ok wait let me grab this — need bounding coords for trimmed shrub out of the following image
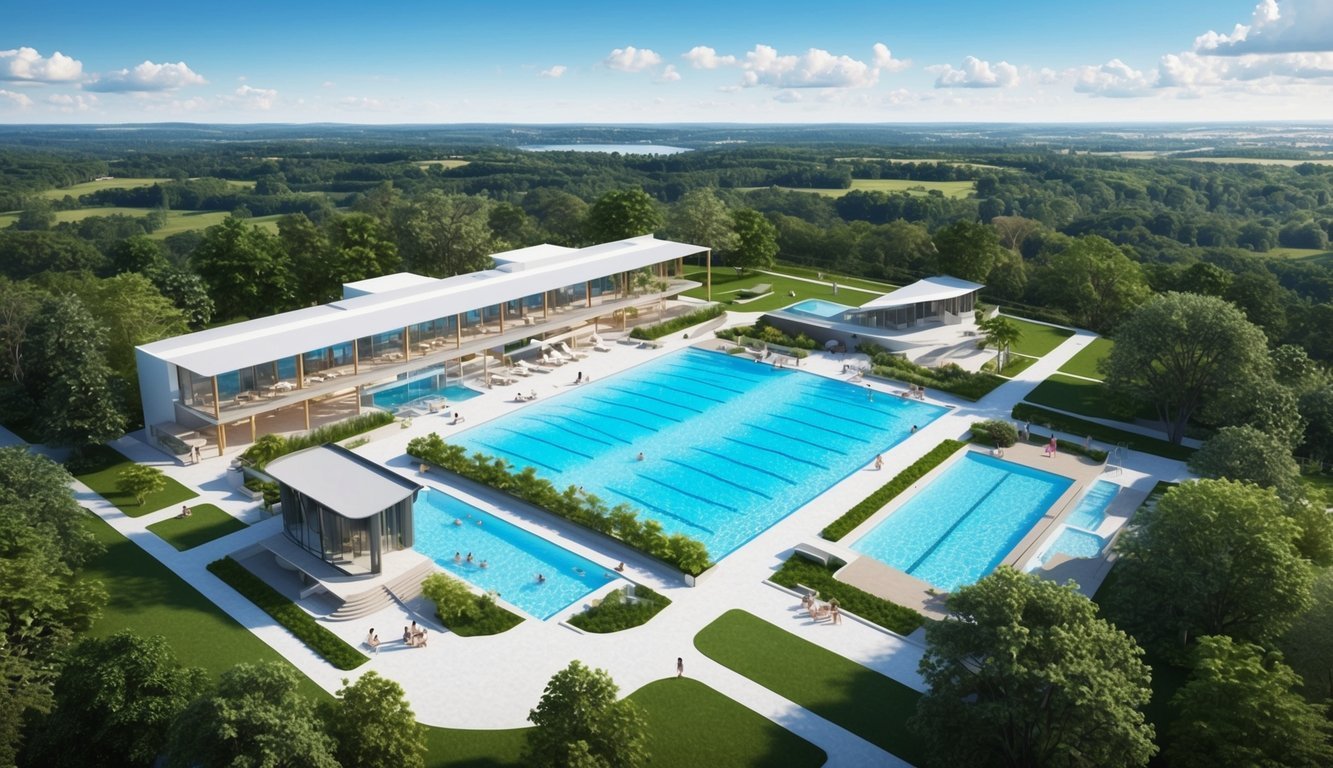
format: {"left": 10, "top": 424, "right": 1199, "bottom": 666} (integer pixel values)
{"left": 715, "top": 321, "right": 818, "bottom": 350}
{"left": 628, "top": 304, "right": 725, "bottom": 340}
{"left": 568, "top": 585, "right": 671, "bottom": 633}
{"left": 821, "top": 440, "right": 967, "bottom": 541}
{"left": 206, "top": 557, "right": 366, "bottom": 670}
{"left": 420, "top": 572, "right": 523, "bottom": 636}
{"left": 862, "top": 346, "right": 1005, "bottom": 401}
{"left": 771, "top": 556, "right": 924, "bottom": 636}
{"left": 239, "top": 411, "right": 394, "bottom": 469}
{"left": 408, "top": 433, "right": 713, "bottom": 575}
{"left": 972, "top": 419, "right": 1018, "bottom": 448}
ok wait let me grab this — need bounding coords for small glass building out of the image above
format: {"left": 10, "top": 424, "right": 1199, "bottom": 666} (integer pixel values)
{"left": 265, "top": 445, "right": 421, "bottom": 575}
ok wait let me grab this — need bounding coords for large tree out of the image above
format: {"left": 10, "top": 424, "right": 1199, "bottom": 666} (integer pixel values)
{"left": 26, "top": 632, "right": 208, "bottom": 768}
{"left": 522, "top": 188, "right": 588, "bottom": 246}
{"left": 931, "top": 220, "right": 1001, "bottom": 283}
{"left": 1103, "top": 292, "right": 1270, "bottom": 444}
{"left": 166, "top": 663, "right": 338, "bottom": 768}
{"left": 1168, "top": 636, "right": 1333, "bottom": 768}
{"left": 191, "top": 215, "right": 291, "bottom": 319}
{"left": 726, "top": 208, "right": 778, "bottom": 274}
{"left": 1032, "top": 235, "right": 1151, "bottom": 332}
{"left": 279, "top": 212, "right": 332, "bottom": 306}
{"left": 25, "top": 294, "right": 126, "bottom": 451}
{"left": 1107, "top": 479, "right": 1314, "bottom": 656}
{"left": 583, "top": 189, "right": 662, "bottom": 243}
{"left": 390, "top": 191, "right": 496, "bottom": 277}
{"left": 525, "top": 660, "right": 647, "bottom": 768}
{"left": 1188, "top": 425, "right": 1302, "bottom": 496}
{"left": 324, "top": 671, "right": 427, "bottom": 768}
{"left": 911, "top": 567, "right": 1155, "bottom": 768}
{"left": 667, "top": 188, "right": 737, "bottom": 254}
{"left": 1280, "top": 568, "right": 1333, "bottom": 703}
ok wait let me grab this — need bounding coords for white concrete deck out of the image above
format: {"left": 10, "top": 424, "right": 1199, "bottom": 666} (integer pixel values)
{"left": 43, "top": 320, "right": 1198, "bottom": 768}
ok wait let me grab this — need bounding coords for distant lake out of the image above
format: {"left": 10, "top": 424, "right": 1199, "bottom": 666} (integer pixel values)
{"left": 520, "top": 143, "right": 691, "bottom": 155}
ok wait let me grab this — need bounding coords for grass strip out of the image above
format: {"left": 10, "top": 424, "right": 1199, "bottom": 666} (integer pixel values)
{"left": 568, "top": 585, "right": 670, "bottom": 633}
{"left": 771, "top": 557, "right": 924, "bottom": 636}
{"left": 1012, "top": 402, "right": 1194, "bottom": 461}
{"left": 695, "top": 609, "right": 926, "bottom": 766}
{"left": 1003, "top": 316, "right": 1076, "bottom": 358}
{"left": 206, "top": 556, "right": 368, "bottom": 670}
{"left": 1057, "top": 337, "right": 1114, "bottom": 380}
{"left": 72, "top": 443, "right": 198, "bottom": 516}
{"left": 146, "top": 503, "right": 248, "bottom": 551}
{"left": 821, "top": 439, "right": 966, "bottom": 541}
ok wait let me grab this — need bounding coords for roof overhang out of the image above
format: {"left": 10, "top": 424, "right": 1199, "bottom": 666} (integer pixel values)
{"left": 850, "top": 275, "right": 984, "bottom": 312}
{"left": 265, "top": 445, "right": 421, "bottom": 519}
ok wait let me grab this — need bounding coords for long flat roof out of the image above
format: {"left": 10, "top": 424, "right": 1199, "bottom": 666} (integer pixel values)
{"left": 853, "top": 275, "right": 984, "bottom": 311}
{"left": 265, "top": 445, "right": 421, "bottom": 519}
{"left": 138, "top": 235, "right": 704, "bottom": 377}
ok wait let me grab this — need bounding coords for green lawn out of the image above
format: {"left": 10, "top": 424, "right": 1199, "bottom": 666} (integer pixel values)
{"left": 992, "top": 353, "right": 1038, "bottom": 378}
{"left": 680, "top": 269, "right": 880, "bottom": 312}
{"left": 1003, "top": 316, "right": 1075, "bottom": 358}
{"left": 38, "top": 177, "right": 170, "bottom": 199}
{"left": 770, "top": 263, "right": 900, "bottom": 293}
{"left": 740, "top": 178, "right": 976, "bottom": 199}
{"left": 0, "top": 207, "right": 285, "bottom": 236}
{"left": 1024, "top": 373, "right": 1155, "bottom": 422}
{"left": 73, "top": 444, "right": 198, "bottom": 516}
{"left": 1058, "top": 337, "right": 1115, "bottom": 380}
{"left": 1012, "top": 402, "right": 1195, "bottom": 461}
{"left": 695, "top": 609, "right": 926, "bottom": 766}
{"left": 146, "top": 503, "right": 249, "bottom": 551}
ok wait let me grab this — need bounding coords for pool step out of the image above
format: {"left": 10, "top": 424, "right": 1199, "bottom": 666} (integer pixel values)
{"left": 327, "top": 561, "right": 437, "bottom": 622}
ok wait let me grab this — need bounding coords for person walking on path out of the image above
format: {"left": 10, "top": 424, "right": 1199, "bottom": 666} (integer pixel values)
{"left": 676, "top": 657, "right": 684, "bottom": 678}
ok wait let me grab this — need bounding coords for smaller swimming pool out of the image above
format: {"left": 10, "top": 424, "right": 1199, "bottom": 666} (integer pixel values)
{"left": 1040, "top": 528, "right": 1107, "bottom": 565}
{"left": 1065, "top": 479, "right": 1120, "bottom": 531}
{"left": 369, "top": 368, "right": 482, "bottom": 411}
{"left": 785, "top": 299, "right": 857, "bottom": 319}
{"left": 413, "top": 489, "right": 615, "bottom": 619}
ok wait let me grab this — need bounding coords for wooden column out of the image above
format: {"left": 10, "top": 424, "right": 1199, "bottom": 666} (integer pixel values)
{"left": 249, "top": 415, "right": 256, "bottom": 444}
{"left": 210, "top": 376, "right": 221, "bottom": 420}
{"left": 705, "top": 248, "right": 712, "bottom": 302}
{"left": 217, "top": 421, "right": 227, "bottom": 454}
{"left": 296, "top": 355, "right": 304, "bottom": 388}
{"left": 456, "top": 315, "right": 463, "bottom": 348}
{"left": 403, "top": 326, "right": 411, "bottom": 358}
{"left": 585, "top": 281, "right": 592, "bottom": 308}
{"left": 543, "top": 292, "right": 549, "bottom": 320}
{"left": 303, "top": 399, "right": 311, "bottom": 430}
{"left": 498, "top": 304, "right": 504, "bottom": 334}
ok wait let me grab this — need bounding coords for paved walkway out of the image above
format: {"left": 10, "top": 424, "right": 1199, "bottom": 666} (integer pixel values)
{"left": 48, "top": 322, "right": 1192, "bottom": 768}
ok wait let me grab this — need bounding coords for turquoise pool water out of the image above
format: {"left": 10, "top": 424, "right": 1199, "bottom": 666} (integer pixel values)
{"left": 1064, "top": 479, "right": 1119, "bottom": 531}
{"left": 1040, "top": 528, "right": 1107, "bottom": 565}
{"left": 369, "top": 367, "right": 482, "bottom": 411}
{"left": 851, "top": 451, "right": 1073, "bottom": 591}
{"left": 786, "top": 299, "right": 856, "bottom": 319}
{"left": 413, "top": 489, "right": 614, "bottom": 619}
{"left": 452, "top": 348, "right": 946, "bottom": 558}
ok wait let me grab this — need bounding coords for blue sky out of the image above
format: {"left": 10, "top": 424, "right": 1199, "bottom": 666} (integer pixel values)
{"left": 3, "top": 0, "right": 1332, "bottom": 123}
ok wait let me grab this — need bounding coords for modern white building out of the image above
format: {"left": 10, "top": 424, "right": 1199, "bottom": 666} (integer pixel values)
{"left": 135, "top": 235, "right": 708, "bottom": 459}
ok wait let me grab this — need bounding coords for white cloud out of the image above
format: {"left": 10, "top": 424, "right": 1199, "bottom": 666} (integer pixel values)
{"left": 0, "top": 47, "right": 83, "bottom": 83}
{"left": 539, "top": 65, "right": 567, "bottom": 78}
{"left": 233, "top": 84, "right": 277, "bottom": 110}
{"left": 656, "top": 65, "right": 681, "bottom": 83}
{"left": 85, "top": 60, "right": 206, "bottom": 92}
{"left": 872, "top": 43, "right": 911, "bottom": 73}
{"left": 1195, "top": 0, "right": 1333, "bottom": 55}
{"left": 740, "top": 44, "right": 879, "bottom": 88}
{"left": 339, "top": 95, "right": 387, "bottom": 111}
{"left": 0, "top": 89, "right": 34, "bottom": 108}
{"left": 604, "top": 46, "right": 662, "bottom": 72}
{"left": 47, "top": 92, "right": 97, "bottom": 111}
{"left": 683, "top": 46, "right": 736, "bottom": 69}
{"left": 321, "top": 80, "right": 335, "bottom": 88}
{"left": 1071, "top": 59, "right": 1154, "bottom": 97}
{"left": 930, "top": 56, "right": 1020, "bottom": 88}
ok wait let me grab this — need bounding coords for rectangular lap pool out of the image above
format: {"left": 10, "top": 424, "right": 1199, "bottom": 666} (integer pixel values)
{"left": 784, "top": 299, "right": 857, "bottom": 319}
{"left": 452, "top": 347, "right": 946, "bottom": 559}
{"left": 850, "top": 451, "right": 1074, "bottom": 591}
{"left": 414, "top": 488, "right": 616, "bottom": 620}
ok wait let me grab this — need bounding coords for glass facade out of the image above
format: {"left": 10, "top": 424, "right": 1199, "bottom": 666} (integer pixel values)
{"left": 279, "top": 482, "right": 415, "bottom": 575}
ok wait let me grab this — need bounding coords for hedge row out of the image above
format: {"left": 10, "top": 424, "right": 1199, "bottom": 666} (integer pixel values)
{"left": 821, "top": 439, "right": 967, "bottom": 541}
{"left": 966, "top": 421, "right": 1110, "bottom": 463}
{"left": 1011, "top": 402, "right": 1192, "bottom": 461}
{"left": 408, "top": 433, "right": 713, "bottom": 575}
{"left": 863, "top": 347, "right": 1006, "bottom": 401}
{"left": 207, "top": 557, "right": 367, "bottom": 670}
{"left": 715, "top": 321, "right": 819, "bottom": 350}
{"left": 771, "top": 556, "right": 925, "bottom": 636}
{"left": 568, "top": 585, "right": 671, "bottom": 633}
{"left": 628, "top": 303, "right": 725, "bottom": 340}
{"left": 240, "top": 410, "right": 395, "bottom": 469}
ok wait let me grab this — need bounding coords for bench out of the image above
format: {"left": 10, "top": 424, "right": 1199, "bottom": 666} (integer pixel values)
{"left": 737, "top": 283, "right": 772, "bottom": 299}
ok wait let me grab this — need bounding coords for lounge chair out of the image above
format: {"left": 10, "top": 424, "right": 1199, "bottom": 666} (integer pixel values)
{"left": 508, "top": 365, "right": 532, "bottom": 377}
{"left": 540, "top": 353, "right": 566, "bottom": 367}
{"left": 589, "top": 334, "right": 611, "bottom": 353}
{"left": 516, "top": 360, "right": 552, "bottom": 375}
{"left": 557, "top": 342, "right": 588, "bottom": 360}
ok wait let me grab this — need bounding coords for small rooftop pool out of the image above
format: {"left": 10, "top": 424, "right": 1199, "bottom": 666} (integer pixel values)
{"left": 784, "top": 299, "right": 857, "bottom": 319}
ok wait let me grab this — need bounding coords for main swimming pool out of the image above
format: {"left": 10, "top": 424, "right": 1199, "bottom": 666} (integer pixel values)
{"left": 851, "top": 451, "right": 1073, "bottom": 591}
{"left": 414, "top": 488, "right": 614, "bottom": 619}
{"left": 452, "top": 348, "right": 946, "bottom": 558}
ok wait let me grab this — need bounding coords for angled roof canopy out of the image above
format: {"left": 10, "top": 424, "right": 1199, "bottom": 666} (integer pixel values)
{"left": 851, "top": 275, "right": 984, "bottom": 312}
{"left": 265, "top": 445, "right": 421, "bottom": 519}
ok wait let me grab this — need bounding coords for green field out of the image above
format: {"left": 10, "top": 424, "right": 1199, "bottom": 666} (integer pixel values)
{"left": 1184, "top": 157, "right": 1333, "bottom": 167}
{"left": 0, "top": 206, "right": 284, "bottom": 236}
{"left": 1003, "top": 316, "right": 1076, "bottom": 358}
{"left": 39, "top": 177, "right": 170, "bottom": 199}
{"left": 770, "top": 263, "right": 899, "bottom": 293}
{"left": 146, "top": 503, "right": 249, "bottom": 551}
{"left": 1024, "top": 373, "right": 1155, "bottom": 422}
{"left": 1058, "top": 337, "right": 1114, "bottom": 380}
{"left": 681, "top": 268, "right": 881, "bottom": 311}
{"left": 696, "top": 609, "right": 926, "bottom": 766}
{"left": 741, "top": 178, "right": 976, "bottom": 199}
{"left": 417, "top": 159, "right": 471, "bottom": 169}
{"left": 1262, "top": 246, "right": 1333, "bottom": 267}
{"left": 74, "top": 444, "right": 198, "bottom": 516}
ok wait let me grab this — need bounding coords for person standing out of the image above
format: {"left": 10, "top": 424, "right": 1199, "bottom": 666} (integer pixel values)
{"left": 676, "top": 657, "right": 684, "bottom": 678}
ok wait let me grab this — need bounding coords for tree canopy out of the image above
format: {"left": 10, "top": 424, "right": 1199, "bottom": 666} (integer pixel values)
{"left": 1188, "top": 425, "right": 1303, "bottom": 497}
{"left": 1032, "top": 235, "right": 1150, "bottom": 332}
{"left": 912, "top": 567, "right": 1155, "bottom": 768}
{"left": 583, "top": 189, "right": 662, "bottom": 243}
{"left": 1104, "top": 292, "right": 1271, "bottom": 444}
{"left": 727, "top": 208, "right": 778, "bottom": 274}
{"left": 325, "top": 671, "right": 427, "bottom": 768}
{"left": 525, "top": 660, "right": 647, "bottom": 768}
{"left": 1107, "top": 478, "right": 1314, "bottom": 656}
